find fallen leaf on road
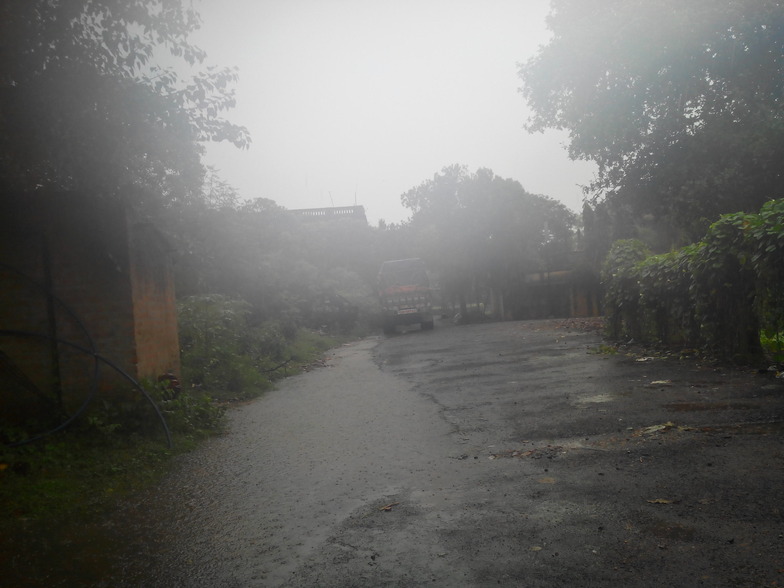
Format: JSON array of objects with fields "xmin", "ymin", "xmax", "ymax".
[
  {"xmin": 538, "ymin": 477, "xmax": 556, "ymax": 484},
  {"xmin": 530, "ymin": 546, "xmax": 543, "ymax": 552},
  {"xmin": 640, "ymin": 422, "xmax": 675, "ymax": 435},
  {"xmin": 647, "ymin": 498, "xmax": 679, "ymax": 504},
  {"xmin": 379, "ymin": 502, "xmax": 400, "ymax": 511}
]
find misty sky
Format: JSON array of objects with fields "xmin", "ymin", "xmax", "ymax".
[{"xmin": 193, "ymin": 0, "xmax": 596, "ymax": 225}]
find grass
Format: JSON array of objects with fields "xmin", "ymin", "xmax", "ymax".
[
  {"xmin": 0, "ymin": 432, "xmax": 182, "ymax": 528},
  {"xmin": 0, "ymin": 327, "xmax": 344, "ymax": 536},
  {"xmin": 588, "ymin": 343, "xmax": 619, "ymax": 356},
  {"xmin": 0, "ymin": 431, "xmax": 189, "ymax": 586}
]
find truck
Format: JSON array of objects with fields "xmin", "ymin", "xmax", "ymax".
[{"xmin": 377, "ymin": 258, "xmax": 434, "ymax": 334}]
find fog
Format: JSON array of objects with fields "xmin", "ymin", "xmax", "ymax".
[{"xmin": 193, "ymin": 0, "xmax": 596, "ymax": 224}]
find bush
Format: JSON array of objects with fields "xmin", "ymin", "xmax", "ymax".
[
  {"xmin": 177, "ymin": 294, "xmax": 342, "ymax": 401},
  {"xmin": 601, "ymin": 239, "xmax": 649, "ymax": 340},
  {"xmin": 177, "ymin": 295, "xmax": 276, "ymax": 400},
  {"xmin": 602, "ymin": 199, "xmax": 784, "ymax": 362}
]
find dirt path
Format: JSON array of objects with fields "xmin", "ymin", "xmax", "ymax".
[{"xmin": 33, "ymin": 319, "xmax": 784, "ymax": 586}]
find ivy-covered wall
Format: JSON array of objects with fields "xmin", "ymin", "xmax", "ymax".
[{"xmin": 601, "ymin": 199, "xmax": 784, "ymax": 363}]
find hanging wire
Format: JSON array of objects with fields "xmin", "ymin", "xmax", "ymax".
[
  {"xmin": 0, "ymin": 262, "xmax": 172, "ymax": 448},
  {"xmin": 0, "ymin": 331, "xmax": 172, "ymax": 448}
]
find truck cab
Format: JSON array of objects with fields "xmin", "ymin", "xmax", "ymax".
[{"xmin": 377, "ymin": 258, "xmax": 434, "ymax": 334}]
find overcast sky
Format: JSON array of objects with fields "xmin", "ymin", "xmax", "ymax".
[{"xmin": 192, "ymin": 0, "xmax": 596, "ymax": 225}]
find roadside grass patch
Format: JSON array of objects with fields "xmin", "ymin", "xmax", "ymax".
[
  {"xmin": 588, "ymin": 344, "xmax": 618, "ymax": 356},
  {"xmin": 0, "ymin": 432, "xmax": 175, "ymax": 530},
  {"xmin": 0, "ymin": 325, "xmax": 344, "ymax": 537},
  {"xmin": 760, "ymin": 329, "xmax": 784, "ymax": 364}
]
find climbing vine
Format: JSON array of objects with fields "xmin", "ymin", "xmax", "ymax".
[
  {"xmin": 601, "ymin": 239, "xmax": 649, "ymax": 340},
  {"xmin": 602, "ymin": 199, "xmax": 784, "ymax": 363}
]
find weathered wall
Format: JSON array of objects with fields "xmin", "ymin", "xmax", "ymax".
[
  {"xmin": 0, "ymin": 193, "xmax": 180, "ymax": 424},
  {"xmin": 129, "ymin": 222, "xmax": 180, "ymax": 380}
]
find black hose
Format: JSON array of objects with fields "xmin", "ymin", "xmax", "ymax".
[
  {"xmin": 0, "ymin": 262, "xmax": 97, "ymax": 352},
  {"xmin": 0, "ymin": 261, "xmax": 172, "ymax": 448},
  {"xmin": 0, "ymin": 330, "xmax": 172, "ymax": 448},
  {"xmin": 1, "ymin": 261, "xmax": 100, "ymax": 436}
]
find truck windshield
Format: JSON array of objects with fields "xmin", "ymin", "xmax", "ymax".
[{"xmin": 378, "ymin": 259, "xmax": 430, "ymax": 290}]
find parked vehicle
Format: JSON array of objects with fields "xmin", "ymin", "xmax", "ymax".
[{"xmin": 377, "ymin": 258, "xmax": 434, "ymax": 334}]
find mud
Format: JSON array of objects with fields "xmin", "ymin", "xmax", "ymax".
[{"xmin": 6, "ymin": 318, "xmax": 784, "ymax": 586}]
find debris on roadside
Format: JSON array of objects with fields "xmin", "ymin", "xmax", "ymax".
[
  {"xmin": 555, "ymin": 317, "xmax": 605, "ymax": 333},
  {"xmin": 489, "ymin": 445, "xmax": 566, "ymax": 460},
  {"xmin": 302, "ymin": 357, "xmax": 331, "ymax": 371},
  {"xmin": 637, "ymin": 422, "xmax": 676, "ymax": 435}
]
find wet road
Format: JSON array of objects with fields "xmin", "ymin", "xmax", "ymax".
[{"xmin": 101, "ymin": 318, "xmax": 784, "ymax": 586}]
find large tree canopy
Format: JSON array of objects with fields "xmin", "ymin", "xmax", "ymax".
[
  {"xmin": 0, "ymin": 0, "xmax": 249, "ymax": 208},
  {"xmin": 520, "ymin": 0, "xmax": 784, "ymax": 243},
  {"xmin": 402, "ymin": 165, "xmax": 576, "ymax": 317}
]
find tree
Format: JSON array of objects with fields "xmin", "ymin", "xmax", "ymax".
[
  {"xmin": 0, "ymin": 0, "xmax": 249, "ymax": 209},
  {"xmin": 520, "ymin": 0, "xmax": 784, "ymax": 243},
  {"xmin": 401, "ymin": 165, "xmax": 576, "ymax": 319}
]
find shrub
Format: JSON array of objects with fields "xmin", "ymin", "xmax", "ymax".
[
  {"xmin": 601, "ymin": 239, "xmax": 649, "ymax": 340},
  {"xmin": 601, "ymin": 199, "xmax": 784, "ymax": 362},
  {"xmin": 177, "ymin": 294, "xmax": 342, "ymax": 401},
  {"xmin": 177, "ymin": 295, "xmax": 274, "ymax": 399}
]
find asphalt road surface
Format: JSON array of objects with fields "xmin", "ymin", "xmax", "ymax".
[{"xmin": 40, "ymin": 319, "xmax": 784, "ymax": 586}]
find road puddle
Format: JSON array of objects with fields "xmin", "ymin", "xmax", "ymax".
[{"xmin": 575, "ymin": 393, "xmax": 615, "ymax": 405}]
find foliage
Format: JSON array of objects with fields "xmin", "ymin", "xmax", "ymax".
[
  {"xmin": 587, "ymin": 344, "xmax": 619, "ymax": 356},
  {"xmin": 401, "ymin": 165, "xmax": 577, "ymax": 319},
  {"xmin": 284, "ymin": 328, "xmax": 342, "ymax": 364},
  {"xmin": 601, "ymin": 239, "xmax": 650, "ymax": 339},
  {"xmin": 176, "ymin": 294, "xmax": 342, "ymax": 401},
  {"xmin": 171, "ymin": 197, "xmax": 297, "ymax": 315},
  {"xmin": 520, "ymin": 0, "xmax": 784, "ymax": 244},
  {"xmin": 177, "ymin": 295, "xmax": 278, "ymax": 399},
  {"xmin": 0, "ymin": 434, "xmax": 174, "ymax": 521},
  {"xmin": 761, "ymin": 330, "xmax": 784, "ymax": 364},
  {"xmin": 170, "ymin": 194, "xmax": 382, "ymax": 337},
  {"xmin": 0, "ymin": 0, "xmax": 249, "ymax": 207},
  {"xmin": 602, "ymin": 199, "xmax": 784, "ymax": 362},
  {"xmin": 141, "ymin": 379, "xmax": 225, "ymax": 439}
]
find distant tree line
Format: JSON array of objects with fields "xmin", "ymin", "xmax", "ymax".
[{"xmin": 399, "ymin": 165, "xmax": 576, "ymax": 320}]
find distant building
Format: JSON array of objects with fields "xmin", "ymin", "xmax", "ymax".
[
  {"xmin": 290, "ymin": 205, "xmax": 367, "ymax": 223},
  {"xmin": 515, "ymin": 268, "xmax": 601, "ymax": 319}
]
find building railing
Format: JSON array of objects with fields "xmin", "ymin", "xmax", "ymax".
[{"xmin": 290, "ymin": 206, "xmax": 367, "ymax": 222}]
